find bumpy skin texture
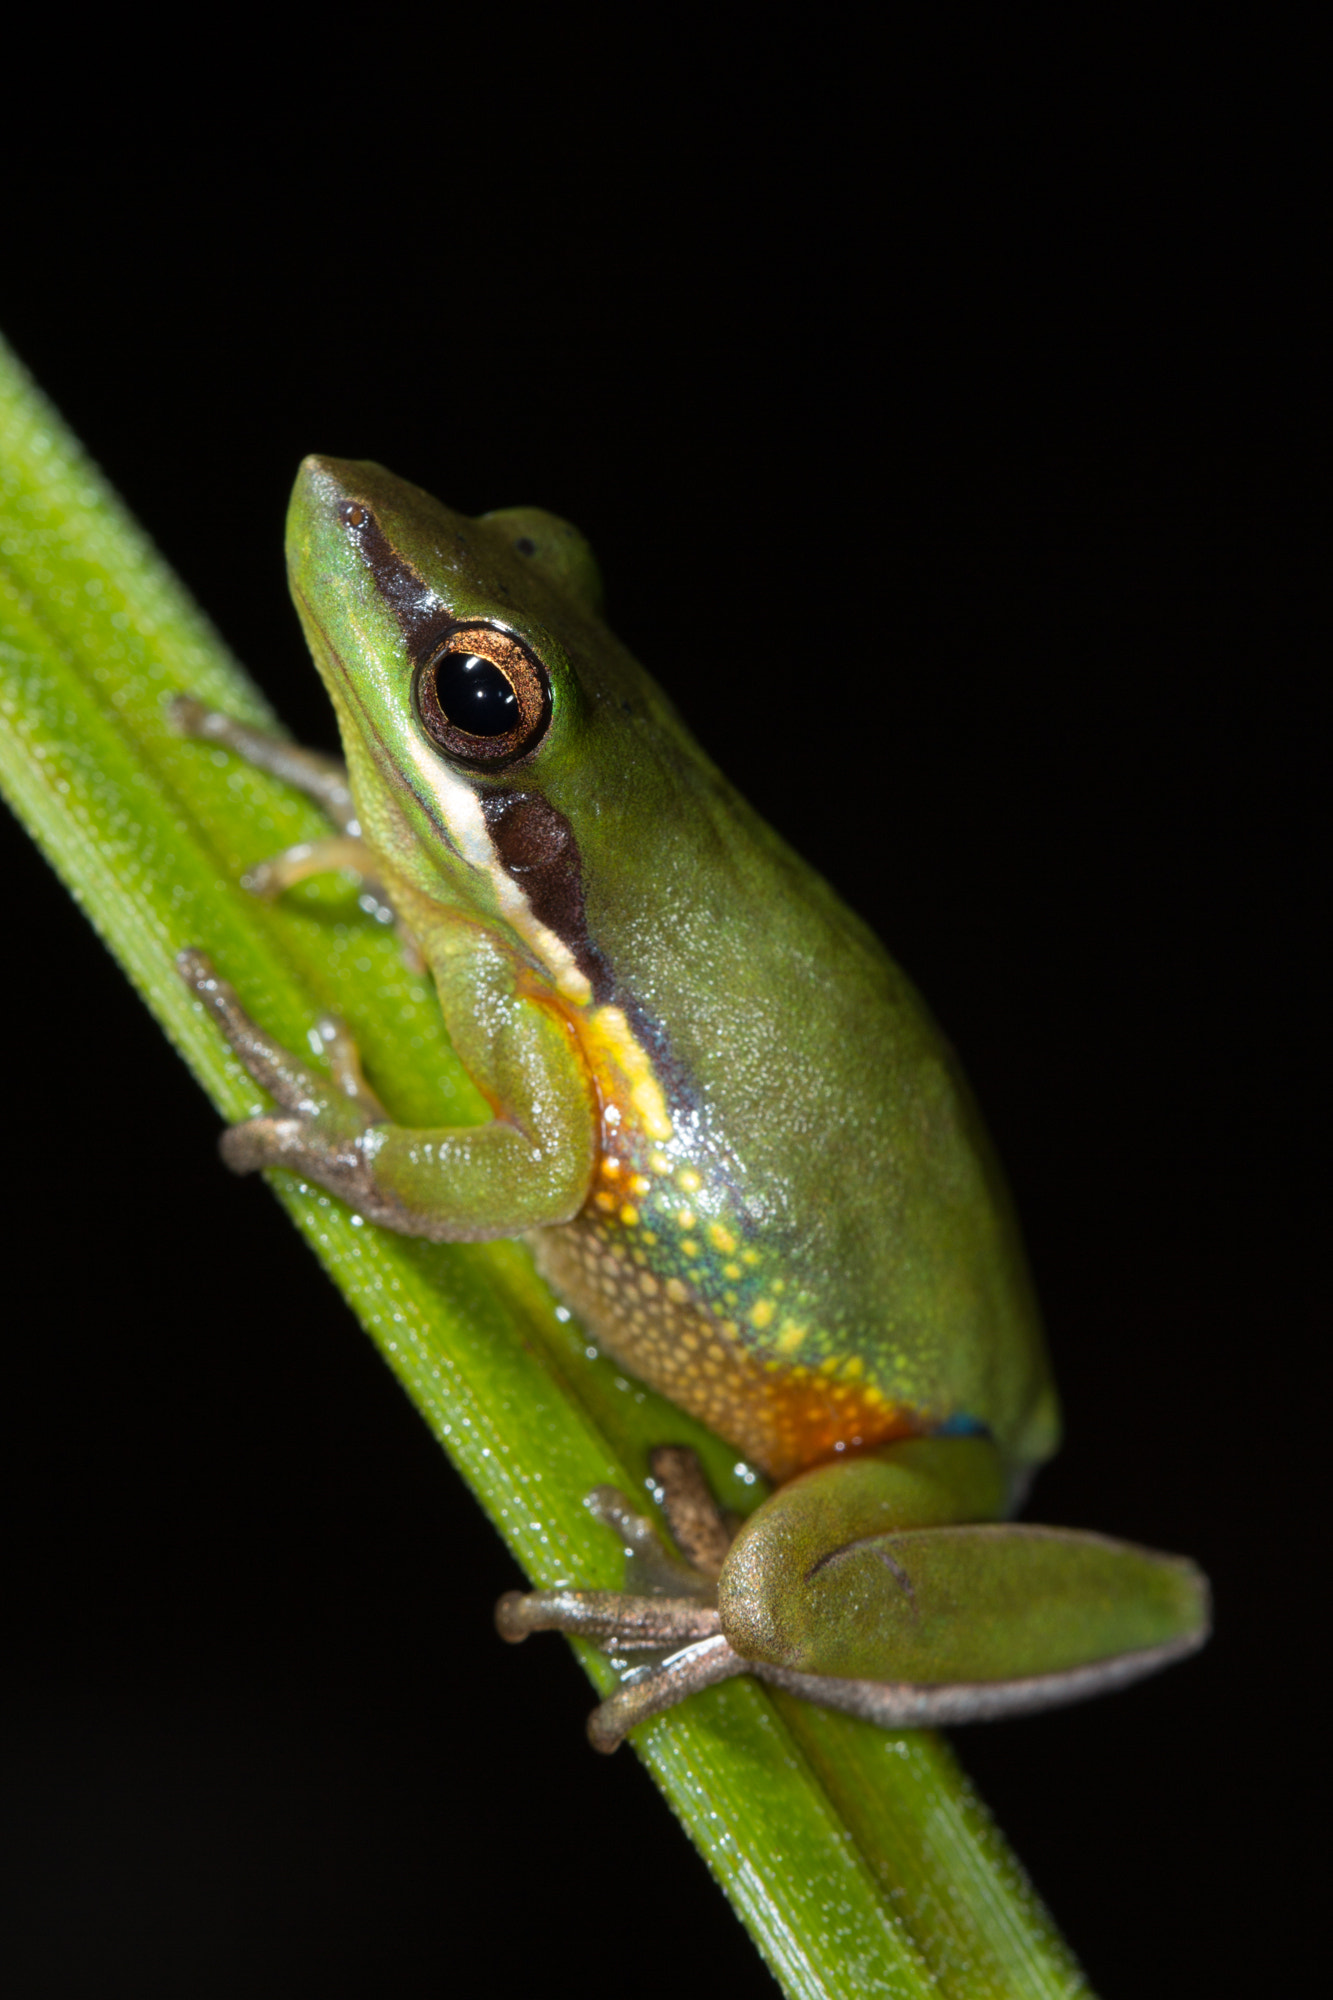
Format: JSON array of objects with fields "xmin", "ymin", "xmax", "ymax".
[
  {"xmin": 281, "ymin": 459, "xmax": 1058, "ymax": 1485},
  {"xmin": 189, "ymin": 459, "xmax": 1208, "ymax": 1727}
]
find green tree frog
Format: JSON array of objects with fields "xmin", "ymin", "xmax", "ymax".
[{"xmin": 175, "ymin": 457, "xmax": 1208, "ymax": 1751}]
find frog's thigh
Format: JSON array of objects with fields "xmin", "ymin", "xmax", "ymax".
[{"xmin": 718, "ymin": 1438, "xmax": 1209, "ymax": 1691}]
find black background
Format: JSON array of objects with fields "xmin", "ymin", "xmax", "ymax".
[{"xmin": 2, "ymin": 23, "xmax": 1321, "ymax": 1999}]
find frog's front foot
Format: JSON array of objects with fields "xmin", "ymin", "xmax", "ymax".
[
  {"xmin": 177, "ymin": 950, "xmax": 408, "ymax": 1226},
  {"xmin": 169, "ymin": 695, "xmax": 417, "ymax": 953},
  {"xmin": 497, "ymin": 1453, "xmax": 750, "ymax": 1752}
]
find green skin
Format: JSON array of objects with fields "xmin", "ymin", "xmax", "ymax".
[{"xmin": 176, "ymin": 457, "xmax": 1208, "ymax": 1745}]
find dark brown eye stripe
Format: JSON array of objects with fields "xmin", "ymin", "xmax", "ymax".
[
  {"xmin": 335, "ymin": 493, "xmax": 552, "ymax": 767},
  {"xmin": 337, "ymin": 498, "xmax": 446, "ymax": 659},
  {"xmin": 481, "ymin": 791, "xmax": 611, "ymax": 998}
]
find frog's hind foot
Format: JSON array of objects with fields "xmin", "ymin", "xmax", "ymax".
[
  {"xmin": 586, "ymin": 1636, "xmax": 750, "ymax": 1751},
  {"xmin": 495, "ymin": 1467, "xmax": 743, "ymax": 1752},
  {"xmin": 648, "ymin": 1445, "xmax": 736, "ymax": 1579},
  {"xmin": 494, "ymin": 1585, "xmax": 721, "ymax": 1650}
]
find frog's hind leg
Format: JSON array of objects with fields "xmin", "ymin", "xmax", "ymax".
[
  {"xmin": 500, "ymin": 1438, "xmax": 1210, "ymax": 1749},
  {"xmin": 716, "ymin": 1439, "xmax": 1211, "ymax": 1727}
]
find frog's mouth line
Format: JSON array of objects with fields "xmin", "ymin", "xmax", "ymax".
[
  {"xmin": 296, "ymin": 589, "xmax": 595, "ymax": 1009},
  {"xmin": 292, "ymin": 586, "xmax": 465, "ymax": 869}
]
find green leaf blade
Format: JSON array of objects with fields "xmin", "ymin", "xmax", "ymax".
[{"xmin": 0, "ymin": 331, "xmax": 1091, "ymax": 1998}]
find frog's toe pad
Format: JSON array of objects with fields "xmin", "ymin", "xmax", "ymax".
[{"xmin": 218, "ymin": 1115, "xmax": 294, "ymax": 1175}]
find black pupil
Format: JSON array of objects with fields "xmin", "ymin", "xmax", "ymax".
[{"xmin": 435, "ymin": 652, "xmax": 518, "ymax": 736}]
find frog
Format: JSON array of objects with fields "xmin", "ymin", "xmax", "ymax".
[{"xmin": 173, "ymin": 455, "xmax": 1209, "ymax": 1752}]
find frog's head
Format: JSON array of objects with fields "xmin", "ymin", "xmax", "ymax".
[{"xmin": 286, "ymin": 456, "xmax": 729, "ymax": 1009}]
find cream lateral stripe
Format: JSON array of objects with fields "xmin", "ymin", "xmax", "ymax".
[
  {"xmin": 402, "ymin": 731, "xmax": 593, "ymax": 1005},
  {"xmin": 328, "ymin": 613, "xmax": 594, "ymax": 1008},
  {"xmin": 304, "ymin": 502, "xmax": 589, "ymax": 1002}
]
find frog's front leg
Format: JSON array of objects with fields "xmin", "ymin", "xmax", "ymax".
[
  {"xmin": 177, "ymin": 950, "xmax": 596, "ymax": 1238},
  {"xmin": 169, "ymin": 696, "xmax": 406, "ymax": 933},
  {"xmin": 170, "ymin": 695, "xmax": 358, "ymax": 832},
  {"xmin": 499, "ymin": 1438, "xmax": 1210, "ymax": 1749}
]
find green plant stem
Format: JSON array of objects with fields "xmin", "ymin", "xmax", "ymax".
[{"xmin": 0, "ymin": 332, "xmax": 1089, "ymax": 2000}]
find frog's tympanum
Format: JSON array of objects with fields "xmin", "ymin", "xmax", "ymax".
[{"xmin": 177, "ymin": 459, "xmax": 1208, "ymax": 1750}]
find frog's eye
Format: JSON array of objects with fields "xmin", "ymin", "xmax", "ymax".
[{"xmin": 414, "ymin": 626, "xmax": 551, "ymax": 767}]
